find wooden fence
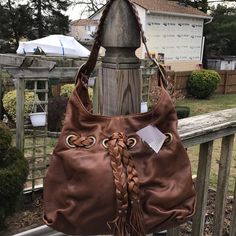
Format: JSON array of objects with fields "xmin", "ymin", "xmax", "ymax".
[{"xmin": 169, "ymin": 70, "xmax": 236, "ymax": 95}]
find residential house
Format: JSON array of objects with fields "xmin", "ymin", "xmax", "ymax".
[
  {"xmin": 70, "ymin": 19, "xmax": 99, "ymax": 42},
  {"xmin": 89, "ymin": 0, "xmax": 212, "ymax": 71},
  {"xmin": 208, "ymin": 56, "xmax": 236, "ymax": 70}
]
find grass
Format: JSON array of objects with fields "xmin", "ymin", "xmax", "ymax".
[
  {"xmin": 176, "ymin": 93, "xmax": 236, "ymax": 116},
  {"xmin": 176, "ymin": 94, "xmax": 236, "ymax": 193}
]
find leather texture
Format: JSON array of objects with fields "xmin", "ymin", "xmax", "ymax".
[
  {"xmin": 43, "ymin": 82, "xmax": 196, "ymax": 235},
  {"xmin": 43, "ymin": 0, "xmax": 196, "ymax": 235}
]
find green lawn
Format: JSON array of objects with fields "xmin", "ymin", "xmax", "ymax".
[
  {"xmin": 176, "ymin": 93, "xmax": 236, "ymax": 193},
  {"xmin": 176, "ymin": 93, "xmax": 236, "ymax": 116}
]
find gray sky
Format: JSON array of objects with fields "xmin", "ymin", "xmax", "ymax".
[{"xmin": 66, "ymin": 0, "xmax": 235, "ymax": 21}]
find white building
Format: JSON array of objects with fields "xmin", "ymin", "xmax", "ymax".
[
  {"xmin": 208, "ymin": 57, "xmax": 236, "ymax": 71},
  {"xmin": 89, "ymin": 0, "xmax": 212, "ymax": 71},
  {"xmin": 70, "ymin": 19, "xmax": 99, "ymax": 42}
]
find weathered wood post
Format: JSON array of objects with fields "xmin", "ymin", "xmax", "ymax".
[
  {"xmin": 0, "ymin": 76, "xmax": 3, "ymax": 119},
  {"xmin": 15, "ymin": 76, "xmax": 25, "ymax": 152},
  {"xmin": 97, "ymin": 0, "xmax": 141, "ymax": 115}
]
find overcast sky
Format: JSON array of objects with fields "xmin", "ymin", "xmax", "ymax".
[{"xmin": 66, "ymin": 0, "xmax": 235, "ymax": 21}]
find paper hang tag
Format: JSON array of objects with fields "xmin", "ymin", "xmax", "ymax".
[
  {"xmin": 141, "ymin": 102, "xmax": 148, "ymax": 113},
  {"xmin": 136, "ymin": 125, "xmax": 166, "ymax": 154}
]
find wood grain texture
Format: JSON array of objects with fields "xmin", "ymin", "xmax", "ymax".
[
  {"xmin": 5, "ymin": 67, "xmax": 79, "ymax": 79},
  {"xmin": 16, "ymin": 78, "xmax": 25, "ymax": 152},
  {"xmin": 98, "ymin": 68, "xmax": 141, "ymax": 115},
  {"xmin": 101, "ymin": 0, "xmax": 140, "ymax": 48},
  {"xmin": 213, "ymin": 134, "xmax": 235, "ymax": 236},
  {"xmin": 191, "ymin": 141, "xmax": 213, "ymax": 236},
  {"xmin": 229, "ymin": 180, "xmax": 236, "ymax": 236},
  {"xmin": 178, "ymin": 108, "xmax": 236, "ymax": 146},
  {"xmin": 0, "ymin": 54, "xmax": 56, "ymax": 69},
  {"xmin": 0, "ymin": 78, "xmax": 3, "ymax": 118}
]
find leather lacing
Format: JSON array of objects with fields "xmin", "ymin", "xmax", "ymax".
[
  {"xmin": 106, "ymin": 132, "xmax": 145, "ymax": 236},
  {"xmin": 66, "ymin": 134, "xmax": 96, "ymax": 148},
  {"xmin": 65, "ymin": 132, "xmax": 145, "ymax": 235}
]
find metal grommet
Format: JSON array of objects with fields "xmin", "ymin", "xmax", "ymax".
[
  {"xmin": 102, "ymin": 138, "xmax": 109, "ymax": 149},
  {"xmin": 85, "ymin": 136, "xmax": 96, "ymax": 149},
  {"xmin": 66, "ymin": 135, "xmax": 77, "ymax": 148},
  {"xmin": 128, "ymin": 137, "xmax": 137, "ymax": 148},
  {"xmin": 164, "ymin": 133, "xmax": 173, "ymax": 145}
]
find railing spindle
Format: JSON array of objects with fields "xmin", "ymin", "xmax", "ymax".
[
  {"xmin": 213, "ymin": 134, "xmax": 235, "ymax": 236},
  {"xmin": 229, "ymin": 180, "xmax": 236, "ymax": 236},
  {"xmin": 192, "ymin": 141, "xmax": 213, "ymax": 236}
]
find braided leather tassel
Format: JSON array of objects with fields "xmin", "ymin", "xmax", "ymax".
[
  {"xmin": 109, "ymin": 214, "xmax": 129, "ymax": 236},
  {"xmin": 129, "ymin": 200, "xmax": 145, "ymax": 236},
  {"xmin": 107, "ymin": 132, "xmax": 145, "ymax": 236},
  {"xmin": 107, "ymin": 133, "xmax": 129, "ymax": 236},
  {"xmin": 122, "ymin": 149, "xmax": 145, "ymax": 236}
]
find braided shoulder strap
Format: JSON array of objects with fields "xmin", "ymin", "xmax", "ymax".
[{"xmin": 75, "ymin": 0, "xmax": 168, "ymax": 88}]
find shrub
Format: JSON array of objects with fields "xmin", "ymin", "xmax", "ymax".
[
  {"xmin": 60, "ymin": 84, "xmax": 74, "ymax": 98},
  {"xmin": 187, "ymin": 70, "xmax": 221, "ymax": 99},
  {"xmin": 0, "ymin": 123, "xmax": 12, "ymax": 156},
  {"xmin": 48, "ymin": 96, "xmax": 68, "ymax": 132},
  {"xmin": 0, "ymin": 122, "xmax": 29, "ymax": 229},
  {"xmin": 2, "ymin": 90, "xmax": 36, "ymax": 122},
  {"xmin": 175, "ymin": 106, "xmax": 190, "ymax": 119},
  {"xmin": 60, "ymin": 84, "xmax": 93, "ymax": 99}
]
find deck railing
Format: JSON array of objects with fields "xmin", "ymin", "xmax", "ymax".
[{"xmin": 12, "ymin": 108, "xmax": 236, "ymax": 236}]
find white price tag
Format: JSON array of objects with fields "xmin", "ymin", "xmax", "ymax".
[
  {"xmin": 141, "ymin": 102, "xmax": 148, "ymax": 113},
  {"xmin": 136, "ymin": 125, "xmax": 166, "ymax": 154}
]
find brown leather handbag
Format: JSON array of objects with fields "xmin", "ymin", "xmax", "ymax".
[{"xmin": 43, "ymin": 0, "xmax": 196, "ymax": 235}]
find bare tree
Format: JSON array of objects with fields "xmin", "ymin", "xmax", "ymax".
[{"xmin": 72, "ymin": 0, "xmax": 106, "ymax": 18}]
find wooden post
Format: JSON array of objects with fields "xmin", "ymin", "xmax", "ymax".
[
  {"xmin": 0, "ymin": 77, "xmax": 3, "ymax": 119},
  {"xmin": 97, "ymin": 0, "xmax": 141, "ymax": 115},
  {"xmin": 16, "ymin": 77, "xmax": 25, "ymax": 152},
  {"xmin": 192, "ymin": 141, "xmax": 213, "ymax": 236},
  {"xmin": 213, "ymin": 134, "xmax": 235, "ymax": 236},
  {"xmin": 229, "ymin": 180, "xmax": 236, "ymax": 236},
  {"xmin": 224, "ymin": 70, "xmax": 228, "ymax": 94}
]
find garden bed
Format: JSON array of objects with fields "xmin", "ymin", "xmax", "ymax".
[{"xmin": 0, "ymin": 189, "xmax": 233, "ymax": 236}]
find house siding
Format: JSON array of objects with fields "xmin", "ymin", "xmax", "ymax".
[
  {"xmin": 145, "ymin": 13, "xmax": 204, "ymax": 71},
  {"xmin": 87, "ymin": 2, "xmax": 207, "ymax": 71}
]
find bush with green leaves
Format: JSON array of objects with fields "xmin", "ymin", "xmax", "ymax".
[
  {"xmin": 2, "ymin": 90, "xmax": 36, "ymax": 122},
  {"xmin": 60, "ymin": 84, "xmax": 74, "ymax": 98},
  {"xmin": 0, "ymin": 122, "xmax": 29, "ymax": 229},
  {"xmin": 0, "ymin": 123, "xmax": 12, "ymax": 155},
  {"xmin": 60, "ymin": 84, "xmax": 93, "ymax": 99},
  {"xmin": 187, "ymin": 70, "xmax": 221, "ymax": 99}
]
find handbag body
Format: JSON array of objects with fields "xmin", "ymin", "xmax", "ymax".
[{"xmin": 43, "ymin": 0, "xmax": 196, "ymax": 235}]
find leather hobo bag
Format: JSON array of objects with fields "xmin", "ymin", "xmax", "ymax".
[{"xmin": 43, "ymin": 0, "xmax": 196, "ymax": 235}]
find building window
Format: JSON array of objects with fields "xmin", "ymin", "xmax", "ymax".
[{"xmin": 86, "ymin": 26, "xmax": 91, "ymax": 31}]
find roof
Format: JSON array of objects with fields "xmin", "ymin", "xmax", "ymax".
[
  {"xmin": 132, "ymin": 0, "xmax": 210, "ymax": 18},
  {"xmin": 71, "ymin": 19, "xmax": 99, "ymax": 26},
  {"xmin": 89, "ymin": 0, "xmax": 210, "ymax": 19}
]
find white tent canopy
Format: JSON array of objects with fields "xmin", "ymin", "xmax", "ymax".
[{"xmin": 16, "ymin": 35, "xmax": 90, "ymax": 57}]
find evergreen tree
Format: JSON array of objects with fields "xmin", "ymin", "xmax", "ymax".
[
  {"xmin": 0, "ymin": 0, "xmax": 71, "ymax": 52},
  {"xmin": 205, "ymin": 4, "xmax": 236, "ymax": 56},
  {"xmin": 30, "ymin": 0, "xmax": 71, "ymax": 38},
  {"xmin": 0, "ymin": 1, "xmax": 34, "ymax": 51}
]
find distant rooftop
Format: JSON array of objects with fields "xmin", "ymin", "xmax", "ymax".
[
  {"xmin": 89, "ymin": 0, "xmax": 211, "ymax": 19},
  {"xmin": 133, "ymin": 0, "xmax": 210, "ymax": 18},
  {"xmin": 71, "ymin": 19, "xmax": 99, "ymax": 26}
]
